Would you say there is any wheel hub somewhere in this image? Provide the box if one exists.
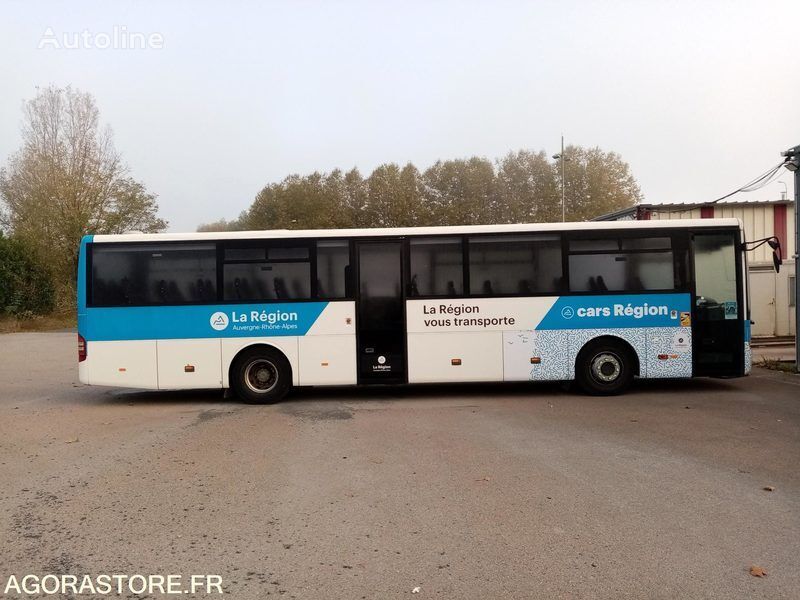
[244,359,278,393]
[591,352,622,383]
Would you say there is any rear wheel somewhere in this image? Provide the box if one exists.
[231,347,291,404]
[575,341,634,396]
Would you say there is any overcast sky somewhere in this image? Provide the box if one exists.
[1,0,798,232]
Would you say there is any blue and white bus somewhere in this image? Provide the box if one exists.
[77,219,751,402]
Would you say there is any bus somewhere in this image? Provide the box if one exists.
[77,219,751,402]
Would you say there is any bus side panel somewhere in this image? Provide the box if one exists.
[407,332,503,383]
[86,340,159,389]
[298,301,357,386]
[406,295,693,384]
[157,339,223,389]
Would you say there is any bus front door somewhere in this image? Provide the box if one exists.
[356,241,406,384]
[691,231,744,377]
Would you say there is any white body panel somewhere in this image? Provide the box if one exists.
[407,332,504,383]
[299,335,357,385]
[86,340,158,389]
[92,218,743,244]
[157,339,222,389]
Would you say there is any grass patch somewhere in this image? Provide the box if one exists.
[0,311,76,334]
[757,357,798,374]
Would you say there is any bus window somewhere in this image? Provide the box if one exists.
[568,237,674,292]
[693,233,738,319]
[91,243,217,306]
[316,240,350,299]
[409,237,463,297]
[468,234,562,296]
[223,243,311,301]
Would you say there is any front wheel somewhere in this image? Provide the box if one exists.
[575,342,634,396]
[231,347,292,404]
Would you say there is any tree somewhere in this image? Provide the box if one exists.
[422,157,496,225]
[215,144,641,233]
[558,145,642,221]
[0,85,166,299]
[496,150,560,223]
[197,218,243,232]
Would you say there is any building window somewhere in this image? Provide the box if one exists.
[409,237,463,297]
[468,234,563,295]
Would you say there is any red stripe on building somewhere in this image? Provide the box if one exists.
[774,204,787,257]
[700,206,714,218]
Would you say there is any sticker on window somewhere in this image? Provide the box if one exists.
[723,301,738,319]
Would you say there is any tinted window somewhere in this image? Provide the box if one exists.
[409,237,463,296]
[568,236,674,292]
[223,243,311,301]
[91,244,217,306]
[693,233,738,319]
[224,262,310,300]
[469,235,562,295]
[268,247,309,260]
[225,247,265,261]
[316,240,350,298]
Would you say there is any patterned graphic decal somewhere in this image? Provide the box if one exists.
[503,326,693,381]
[83,302,329,341]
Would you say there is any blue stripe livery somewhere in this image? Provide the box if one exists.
[537,293,691,330]
[83,302,329,341]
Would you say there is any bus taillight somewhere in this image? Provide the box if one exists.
[78,334,87,362]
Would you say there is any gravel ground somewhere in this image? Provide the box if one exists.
[1,332,799,599]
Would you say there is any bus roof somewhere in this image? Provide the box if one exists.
[90,218,743,243]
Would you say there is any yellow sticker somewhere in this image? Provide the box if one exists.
[680,311,691,327]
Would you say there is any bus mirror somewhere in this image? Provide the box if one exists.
[773,251,782,273]
[767,238,780,250]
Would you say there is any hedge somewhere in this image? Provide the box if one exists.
[0,234,55,317]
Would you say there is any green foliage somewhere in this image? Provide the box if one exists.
[199,145,642,232]
[0,86,167,303]
[0,233,54,316]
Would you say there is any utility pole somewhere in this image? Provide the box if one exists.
[552,135,566,222]
[781,144,800,372]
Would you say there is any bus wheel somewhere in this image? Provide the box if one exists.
[575,341,634,396]
[231,347,292,404]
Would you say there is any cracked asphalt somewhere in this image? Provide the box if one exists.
[1,332,799,599]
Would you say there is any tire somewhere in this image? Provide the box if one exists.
[575,341,635,396]
[230,347,292,404]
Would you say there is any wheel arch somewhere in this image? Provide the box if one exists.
[226,342,295,389]
[574,335,641,377]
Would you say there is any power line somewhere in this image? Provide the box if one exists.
[708,161,785,204]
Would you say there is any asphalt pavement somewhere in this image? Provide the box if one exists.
[1,332,799,599]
